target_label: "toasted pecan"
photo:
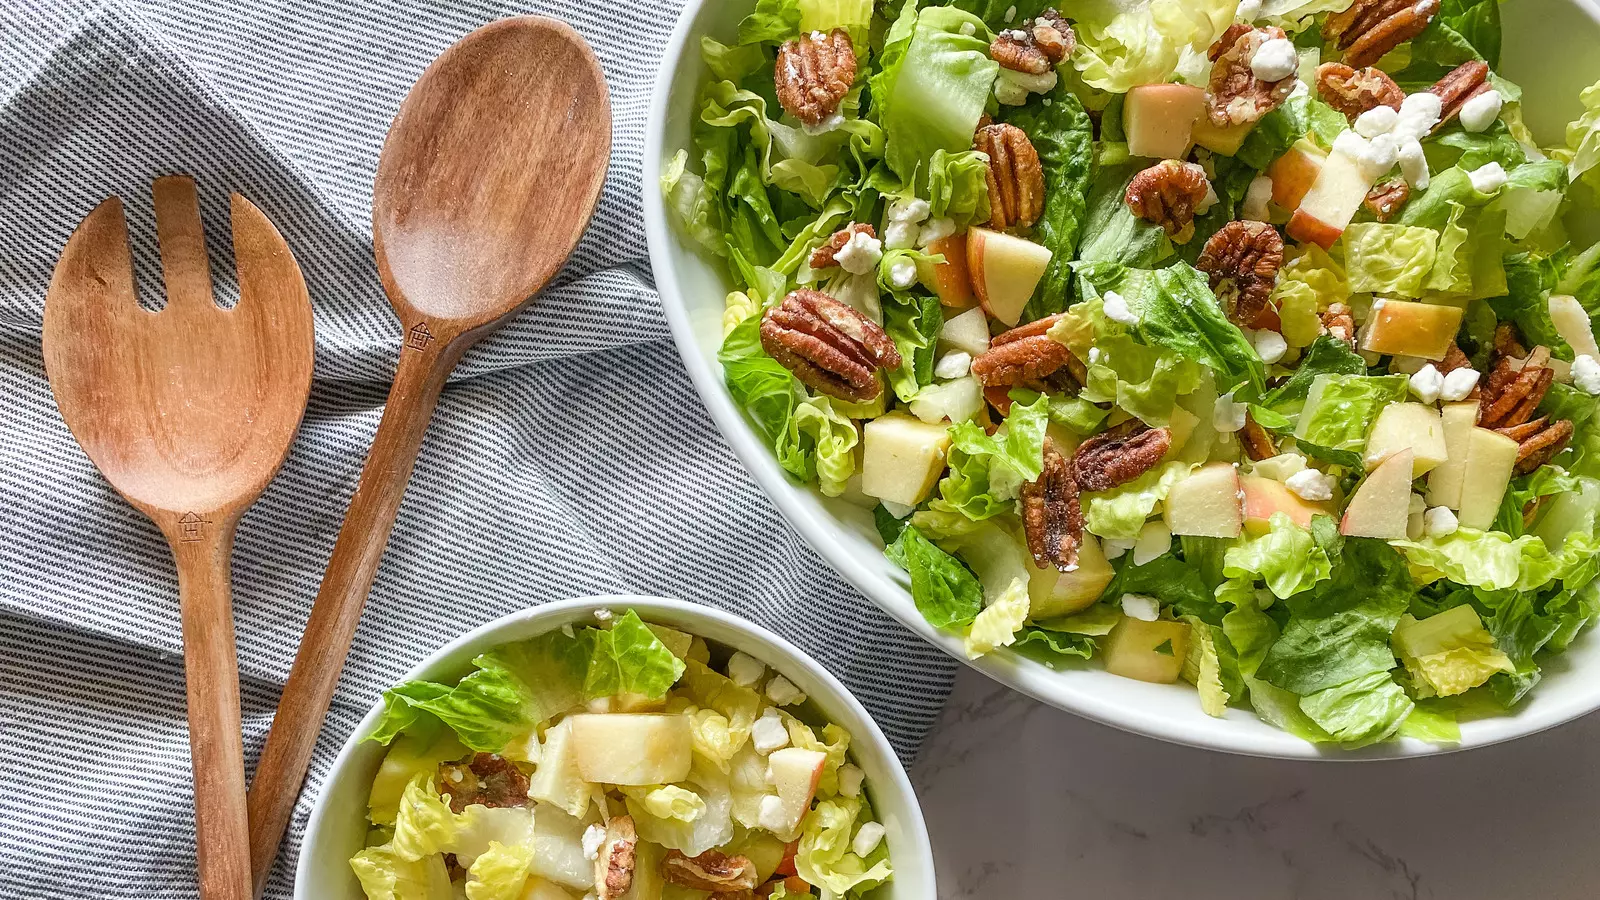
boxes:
[662,850,760,893]
[437,753,529,813]
[1429,60,1492,131]
[1206,26,1297,127]
[1126,160,1212,245]
[1196,221,1284,328]
[1316,62,1405,121]
[760,289,901,402]
[976,123,1045,231]
[1021,438,1083,571]
[809,223,876,270]
[1325,0,1441,69]
[1074,421,1172,493]
[1364,179,1410,222]
[775,29,856,125]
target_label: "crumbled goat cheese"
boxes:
[834,229,882,275]
[1250,37,1299,82]
[1409,364,1444,403]
[1251,328,1287,365]
[1004,29,1028,39]
[1102,290,1139,325]
[1573,355,1600,395]
[1242,174,1274,222]
[593,608,613,623]
[1469,161,1509,194]
[1354,105,1400,138]
[880,499,915,519]
[884,198,930,249]
[810,31,827,41]
[838,763,865,798]
[1120,593,1161,622]
[727,651,766,688]
[1439,366,1481,401]
[1214,392,1249,432]
[757,794,790,832]
[889,257,919,290]
[918,217,956,246]
[1397,138,1430,189]
[751,708,790,753]
[1459,89,1504,133]
[1236,0,1262,21]
[995,66,1058,105]
[1196,179,1220,214]
[582,823,606,861]
[766,675,807,706]
[1285,468,1335,501]
[1397,91,1443,139]
[852,821,887,858]
[934,351,972,380]
[1102,537,1133,560]
[1424,505,1459,538]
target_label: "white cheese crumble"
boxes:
[766,675,807,706]
[751,708,790,754]
[727,650,766,688]
[1408,363,1444,403]
[1397,91,1443,139]
[1250,37,1299,82]
[1397,138,1430,189]
[995,66,1058,105]
[1573,354,1600,395]
[1251,328,1287,365]
[1102,537,1132,560]
[1242,174,1274,222]
[1354,105,1400,138]
[1439,366,1481,401]
[1213,392,1249,433]
[889,257,919,290]
[1285,468,1335,501]
[1424,505,1459,538]
[1120,593,1161,622]
[1236,0,1262,21]
[593,608,613,623]
[1468,161,1509,194]
[834,229,882,275]
[757,794,790,832]
[852,821,887,858]
[884,198,930,250]
[1102,290,1139,325]
[1004,29,1028,39]
[1196,179,1220,215]
[1459,89,1503,133]
[582,823,606,861]
[838,763,865,798]
[918,217,956,246]
[933,351,972,380]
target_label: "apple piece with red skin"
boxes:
[1124,83,1206,159]
[775,841,799,877]
[1163,461,1244,538]
[1268,139,1327,211]
[766,747,828,836]
[917,233,974,308]
[1240,473,1332,532]
[1285,149,1374,249]
[1359,299,1464,361]
[1340,449,1414,539]
[966,227,1052,327]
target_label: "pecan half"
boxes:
[1074,421,1172,493]
[971,314,1072,387]
[1324,0,1441,69]
[1206,25,1297,127]
[991,10,1075,74]
[662,850,760,893]
[760,289,902,403]
[1494,322,1528,361]
[1195,221,1284,328]
[976,123,1045,231]
[1241,412,1277,461]
[809,223,876,270]
[1316,62,1405,121]
[1510,418,1575,475]
[1364,179,1410,221]
[1126,160,1212,245]
[437,753,529,813]
[1429,60,1492,131]
[1021,438,1083,572]
[594,817,638,900]
[1480,345,1553,429]
[775,29,857,125]
[1320,302,1357,348]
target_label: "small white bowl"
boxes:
[294,595,936,899]
[643,0,1600,759]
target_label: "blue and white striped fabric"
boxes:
[0,2,957,897]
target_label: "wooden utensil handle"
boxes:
[246,337,460,895]
[170,526,252,900]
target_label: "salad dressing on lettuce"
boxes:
[666,0,1600,748]
[350,611,892,898]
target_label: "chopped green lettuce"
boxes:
[463,842,534,900]
[349,846,453,900]
[1297,671,1414,747]
[1554,78,1600,191]
[932,394,1050,518]
[884,525,985,629]
[1069,0,1236,92]
[873,4,998,186]
[1048,296,1202,426]
[1083,461,1193,541]
[1292,374,1409,453]
[1392,606,1515,698]
[1001,86,1096,321]
[1223,513,1333,600]
[795,796,894,895]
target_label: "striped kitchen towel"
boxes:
[0,2,956,897]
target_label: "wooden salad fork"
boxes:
[43,176,315,900]
[243,16,611,892]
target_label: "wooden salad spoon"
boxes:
[43,176,316,900]
[244,16,611,891]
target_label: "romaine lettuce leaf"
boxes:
[882,292,944,402]
[932,394,1050,518]
[349,846,453,900]
[925,148,992,227]
[390,773,461,861]
[1069,0,1236,92]
[1180,614,1230,717]
[1292,373,1408,453]
[1270,246,1349,349]
[795,796,893,895]
[873,5,999,186]
[581,610,687,701]
[1392,527,1598,594]
[1261,335,1368,418]
[1342,224,1438,297]
[885,525,985,629]
[1392,606,1514,698]
[679,660,763,770]
[1083,460,1193,541]
[1224,513,1333,600]
[1001,86,1096,321]
[1048,297,1202,426]
[964,574,1031,658]
[1297,671,1414,746]
[1076,163,1173,268]
[1553,78,1600,191]
[1012,626,1099,668]
[464,841,534,900]
[792,395,861,497]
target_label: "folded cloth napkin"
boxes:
[0,2,957,896]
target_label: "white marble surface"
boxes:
[911,669,1600,899]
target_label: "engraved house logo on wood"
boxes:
[407,321,435,351]
[178,512,210,542]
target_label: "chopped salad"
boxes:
[349,611,891,898]
[663,0,1600,747]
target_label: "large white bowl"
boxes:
[295,595,935,898]
[644,0,1600,759]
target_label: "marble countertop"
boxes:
[910,669,1600,899]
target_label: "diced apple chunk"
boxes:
[1124,84,1206,159]
[939,306,991,356]
[1340,449,1414,539]
[1191,117,1256,156]
[766,747,827,837]
[1163,462,1243,538]
[917,234,974,308]
[909,376,985,425]
[1268,139,1326,212]
[1103,617,1190,683]
[1456,428,1519,530]
[966,228,1051,326]
[1364,402,1448,477]
[526,719,595,817]
[1426,402,1480,509]
[1285,149,1374,249]
[567,713,692,786]
[1360,300,1464,360]
[1240,473,1331,532]
[861,412,954,507]
[1026,532,1114,619]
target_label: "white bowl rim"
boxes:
[642,0,1600,760]
[294,594,935,898]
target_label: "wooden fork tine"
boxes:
[153,175,218,313]
[44,197,141,328]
